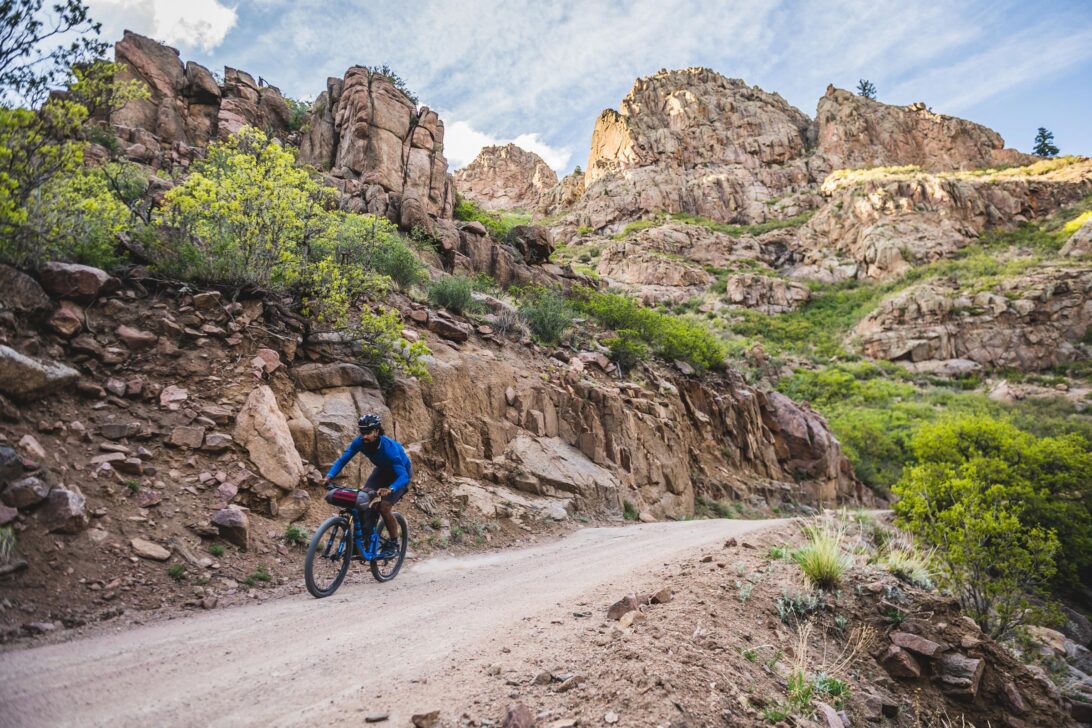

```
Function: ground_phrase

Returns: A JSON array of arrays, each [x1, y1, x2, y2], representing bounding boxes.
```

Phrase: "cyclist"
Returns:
[[322, 414, 411, 558]]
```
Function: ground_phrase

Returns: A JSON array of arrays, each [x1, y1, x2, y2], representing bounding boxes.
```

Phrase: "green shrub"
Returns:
[[156, 128, 430, 379], [1, 164, 136, 269], [894, 416, 1091, 636], [453, 196, 531, 240], [881, 547, 934, 590], [793, 521, 850, 590], [427, 275, 479, 314], [167, 564, 185, 581], [517, 287, 573, 344], [575, 290, 726, 372], [285, 526, 308, 546], [156, 127, 334, 285], [317, 213, 425, 291], [208, 544, 225, 557], [285, 97, 311, 131], [0, 526, 15, 564], [775, 590, 824, 623], [623, 499, 639, 521]]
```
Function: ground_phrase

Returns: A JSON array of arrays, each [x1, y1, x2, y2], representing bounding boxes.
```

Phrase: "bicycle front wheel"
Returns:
[[370, 513, 408, 583], [304, 515, 352, 598]]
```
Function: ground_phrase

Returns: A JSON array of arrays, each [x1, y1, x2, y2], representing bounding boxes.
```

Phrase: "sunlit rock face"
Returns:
[[455, 144, 558, 211]]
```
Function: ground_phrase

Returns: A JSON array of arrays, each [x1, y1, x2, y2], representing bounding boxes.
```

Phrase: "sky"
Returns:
[[84, 0, 1092, 173]]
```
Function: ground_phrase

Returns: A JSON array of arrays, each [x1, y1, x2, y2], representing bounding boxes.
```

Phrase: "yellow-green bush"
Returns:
[[894, 416, 1092, 636], [574, 289, 726, 372], [157, 127, 430, 379]]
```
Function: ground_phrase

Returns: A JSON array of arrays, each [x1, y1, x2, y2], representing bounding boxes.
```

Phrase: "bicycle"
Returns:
[[304, 487, 409, 598]]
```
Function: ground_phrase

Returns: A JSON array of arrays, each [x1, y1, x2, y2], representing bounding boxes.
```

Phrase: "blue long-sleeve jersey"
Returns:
[[326, 435, 412, 493]]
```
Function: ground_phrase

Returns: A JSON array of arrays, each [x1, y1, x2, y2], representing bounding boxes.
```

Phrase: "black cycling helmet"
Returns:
[[358, 413, 383, 435]]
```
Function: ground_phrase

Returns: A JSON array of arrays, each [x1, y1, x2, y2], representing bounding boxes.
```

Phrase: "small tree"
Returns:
[[894, 416, 1092, 637], [856, 79, 877, 100], [1033, 127, 1059, 158], [0, 0, 107, 107]]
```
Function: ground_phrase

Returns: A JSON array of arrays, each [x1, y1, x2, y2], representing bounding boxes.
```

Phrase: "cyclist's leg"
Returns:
[[379, 462, 409, 542], [360, 468, 387, 540]]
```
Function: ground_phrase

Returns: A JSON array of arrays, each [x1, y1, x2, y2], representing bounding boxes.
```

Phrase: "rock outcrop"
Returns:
[[387, 338, 865, 519], [299, 69, 455, 231], [725, 273, 811, 313], [816, 85, 1033, 171], [786, 160, 1092, 282], [109, 31, 293, 162], [593, 221, 772, 304], [570, 68, 824, 232], [855, 267, 1092, 371], [537, 169, 586, 216], [455, 144, 558, 211]]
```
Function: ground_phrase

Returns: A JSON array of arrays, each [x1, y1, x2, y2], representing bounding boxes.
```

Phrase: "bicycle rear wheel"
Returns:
[[370, 513, 408, 583], [305, 515, 352, 598]]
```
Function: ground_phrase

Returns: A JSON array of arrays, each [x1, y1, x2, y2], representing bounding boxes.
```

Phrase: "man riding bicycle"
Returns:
[[322, 414, 411, 559]]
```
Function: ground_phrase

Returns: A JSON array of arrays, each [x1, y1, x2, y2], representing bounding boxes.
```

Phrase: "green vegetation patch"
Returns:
[[574, 289, 727, 372], [453, 196, 532, 241], [613, 210, 815, 240]]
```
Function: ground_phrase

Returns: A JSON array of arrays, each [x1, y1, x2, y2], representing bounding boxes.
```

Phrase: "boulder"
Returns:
[[131, 537, 171, 561], [0, 446, 24, 483], [37, 262, 118, 301], [607, 594, 640, 620], [880, 645, 922, 678], [46, 301, 85, 338], [501, 702, 536, 728], [1, 476, 51, 508], [0, 345, 79, 401], [890, 631, 946, 659], [115, 325, 158, 350], [0, 503, 17, 525], [1061, 216, 1092, 258], [290, 362, 378, 391], [201, 433, 234, 452], [428, 314, 470, 342], [935, 652, 984, 698], [0, 265, 52, 318], [234, 385, 305, 490], [211, 505, 249, 550], [277, 489, 310, 523], [291, 387, 388, 484], [38, 487, 88, 533], [168, 426, 206, 449], [508, 225, 554, 264]]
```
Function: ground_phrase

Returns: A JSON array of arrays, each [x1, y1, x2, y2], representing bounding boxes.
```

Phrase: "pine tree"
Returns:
[[1033, 127, 1059, 158], [856, 79, 877, 100]]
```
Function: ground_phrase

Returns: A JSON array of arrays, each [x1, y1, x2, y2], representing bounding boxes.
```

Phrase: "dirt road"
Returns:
[[0, 518, 782, 728]]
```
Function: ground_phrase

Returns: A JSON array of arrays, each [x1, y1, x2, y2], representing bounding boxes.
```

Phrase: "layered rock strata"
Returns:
[[855, 267, 1092, 371]]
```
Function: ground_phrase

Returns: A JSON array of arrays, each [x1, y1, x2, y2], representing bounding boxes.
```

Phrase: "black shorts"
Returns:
[[362, 463, 411, 504]]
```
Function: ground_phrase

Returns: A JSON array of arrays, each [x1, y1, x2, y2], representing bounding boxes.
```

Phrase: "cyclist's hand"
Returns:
[[376, 488, 392, 498]]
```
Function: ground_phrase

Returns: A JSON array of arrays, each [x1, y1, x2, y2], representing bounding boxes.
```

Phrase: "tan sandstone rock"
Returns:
[[455, 143, 558, 211], [234, 385, 305, 490]]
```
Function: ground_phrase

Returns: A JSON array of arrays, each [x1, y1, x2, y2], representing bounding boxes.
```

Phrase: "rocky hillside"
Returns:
[[0, 249, 869, 639], [474, 67, 1091, 381], [455, 143, 558, 211]]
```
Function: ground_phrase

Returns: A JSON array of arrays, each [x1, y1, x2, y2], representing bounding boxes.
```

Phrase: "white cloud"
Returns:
[[89, 0, 237, 51], [444, 120, 573, 172]]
